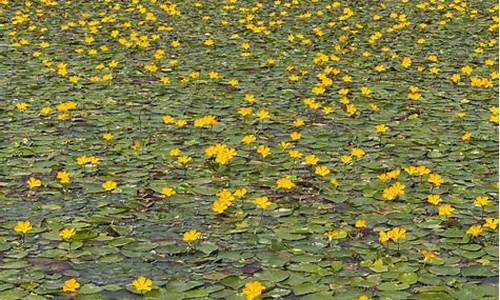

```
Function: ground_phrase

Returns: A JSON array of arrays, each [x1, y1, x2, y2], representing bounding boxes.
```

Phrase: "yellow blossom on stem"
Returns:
[[59, 227, 76, 240], [102, 180, 117, 191], [428, 173, 444, 186], [27, 177, 42, 189], [14, 220, 32, 235], [257, 145, 271, 158], [276, 178, 295, 190], [242, 281, 264, 300], [438, 204, 455, 217], [421, 250, 437, 261], [182, 229, 201, 242], [161, 187, 176, 197], [57, 171, 71, 185], [63, 278, 80, 293], [484, 218, 499, 230], [253, 196, 271, 209], [473, 196, 489, 207], [466, 224, 483, 237], [355, 219, 366, 228], [132, 276, 153, 293]]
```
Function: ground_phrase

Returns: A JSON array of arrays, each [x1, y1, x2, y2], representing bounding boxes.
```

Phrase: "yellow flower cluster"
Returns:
[[205, 144, 238, 165], [379, 227, 406, 243], [378, 169, 400, 182], [382, 181, 405, 200], [211, 189, 235, 214], [56, 100, 77, 111], [404, 165, 431, 176], [194, 115, 217, 127], [76, 156, 101, 165]]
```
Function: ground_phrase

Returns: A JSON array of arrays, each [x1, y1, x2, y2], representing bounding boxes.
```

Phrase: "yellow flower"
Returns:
[[375, 124, 389, 133], [360, 86, 371, 96], [68, 75, 80, 83], [466, 224, 483, 237], [340, 155, 352, 165], [428, 173, 444, 186], [40, 106, 52, 116], [161, 187, 176, 197], [242, 280, 265, 300], [421, 250, 437, 261], [205, 144, 238, 165], [14, 220, 32, 234], [212, 200, 229, 214], [280, 141, 291, 150], [484, 218, 499, 230], [102, 180, 117, 191], [379, 230, 390, 243], [228, 79, 239, 86], [162, 115, 175, 124], [171, 40, 181, 48], [182, 229, 201, 242], [462, 132, 472, 141], [315, 165, 330, 177], [257, 145, 271, 158], [177, 155, 192, 164], [276, 178, 295, 190], [253, 196, 271, 209], [325, 229, 346, 241], [233, 188, 247, 198], [374, 64, 386, 72], [427, 194, 442, 205], [450, 73, 461, 83], [304, 154, 319, 165], [144, 63, 158, 73], [382, 181, 405, 200], [387, 227, 406, 241], [26, 177, 42, 189], [76, 156, 100, 165], [351, 147, 365, 158], [212, 189, 235, 214], [293, 118, 305, 127], [473, 196, 489, 207], [56, 101, 77, 112], [208, 71, 219, 79], [288, 150, 303, 159], [203, 38, 214, 46], [330, 178, 339, 188], [16, 102, 29, 111], [59, 227, 76, 240], [63, 278, 80, 293], [57, 171, 71, 184], [416, 165, 431, 176], [438, 204, 455, 217], [401, 56, 412, 68], [408, 92, 422, 101], [102, 132, 113, 141], [239, 107, 252, 116], [169, 148, 182, 156], [194, 115, 217, 127], [289, 131, 301, 141], [355, 219, 366, 228], [256, 109, 270, 120], [176, 119, 188, 127], [461, 65, 473, 75], [132, 276, 153, 293]]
